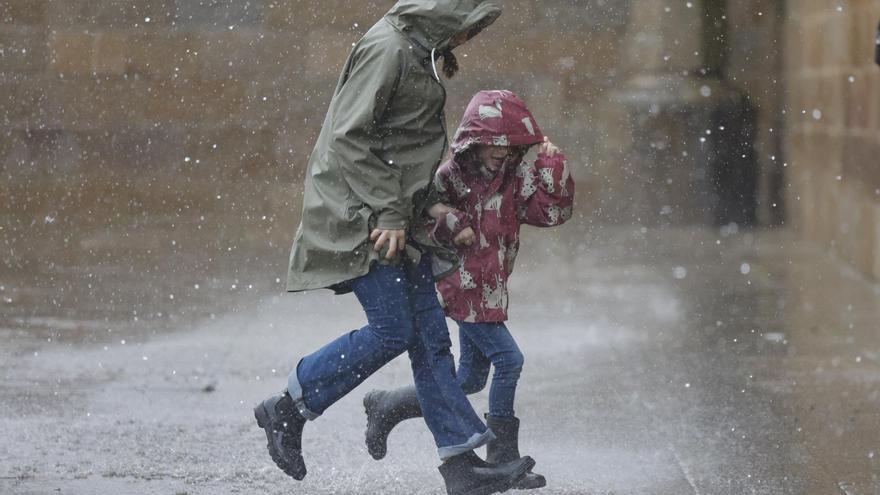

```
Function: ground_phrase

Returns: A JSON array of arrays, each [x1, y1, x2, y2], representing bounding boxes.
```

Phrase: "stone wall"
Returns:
[[0, 0, 628, 195], [0, 0, 399, 185], [1, 0, 790, 228], [784, 0, 880, 279]]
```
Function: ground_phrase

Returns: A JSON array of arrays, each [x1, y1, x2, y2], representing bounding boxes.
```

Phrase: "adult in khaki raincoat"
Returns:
[[255, 2, 535, 495], [288, 1, 497, 292]]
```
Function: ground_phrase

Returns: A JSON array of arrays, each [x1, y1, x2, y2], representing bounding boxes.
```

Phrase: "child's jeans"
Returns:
[[455, 321, 524, 418], [288, 254, 493, 459]]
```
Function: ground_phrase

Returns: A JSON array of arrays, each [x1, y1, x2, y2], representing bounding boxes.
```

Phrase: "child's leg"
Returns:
[[457, 323, 546, 488], [455, 324, 492, 395], [456, 322, 523, 418]]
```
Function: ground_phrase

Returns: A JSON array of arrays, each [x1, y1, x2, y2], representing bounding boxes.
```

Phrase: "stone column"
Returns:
[[612, 0, 757, 226]]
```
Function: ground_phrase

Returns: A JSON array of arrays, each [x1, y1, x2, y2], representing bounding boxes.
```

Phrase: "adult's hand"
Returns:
[[370, 228, 406, 260]]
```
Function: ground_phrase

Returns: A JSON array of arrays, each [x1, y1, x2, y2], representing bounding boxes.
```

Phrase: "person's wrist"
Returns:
[[376, 208, 408, 230], [427, 203, 450, 220]]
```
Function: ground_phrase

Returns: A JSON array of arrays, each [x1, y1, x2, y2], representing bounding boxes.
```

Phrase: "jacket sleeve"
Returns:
[[515, 152, 575, 227], [328, 44, 408, 230], [428, 166, 472, 245]]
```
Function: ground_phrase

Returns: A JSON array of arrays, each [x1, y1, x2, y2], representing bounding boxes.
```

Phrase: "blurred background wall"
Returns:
[[0, 0, 878, 279], [783, 0, 880, 280]]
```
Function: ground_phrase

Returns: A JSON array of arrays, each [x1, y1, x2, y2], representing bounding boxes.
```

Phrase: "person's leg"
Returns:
[[362, 325, 491, 460], [455, 323, 492, 396], [288, 261, 416, 418], [363, 383, 422, 459], [403, 256, 535, 493], [255, 261, 417, 480], [405, 255, 493, 459], [456, 322, 523, 418], [458, 322, 546, 489]]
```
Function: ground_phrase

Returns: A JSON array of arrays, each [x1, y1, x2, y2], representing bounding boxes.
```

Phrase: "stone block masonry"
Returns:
[[0, 0, 638, 201], [784, 0, 880, 280]]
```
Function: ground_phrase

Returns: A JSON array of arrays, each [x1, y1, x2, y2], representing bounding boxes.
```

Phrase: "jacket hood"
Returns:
[[450, 90, 545, 155], [385, 0, 502, 54]]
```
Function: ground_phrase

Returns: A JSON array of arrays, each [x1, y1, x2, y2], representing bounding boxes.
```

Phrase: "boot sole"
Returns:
[[254, 402, 307, 481], [363, 392, 387, 460], [254, 402, 271, 429], [467, 457, 536, 495], [513, 472, 547, 490]]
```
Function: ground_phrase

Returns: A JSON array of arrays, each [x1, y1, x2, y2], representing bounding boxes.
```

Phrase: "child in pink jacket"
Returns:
[[364, 90, 573, 490]]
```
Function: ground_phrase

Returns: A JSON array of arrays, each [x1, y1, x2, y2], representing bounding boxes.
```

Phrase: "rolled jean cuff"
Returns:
[[287, 363, 320, 421], [437, 428, 496, 460]]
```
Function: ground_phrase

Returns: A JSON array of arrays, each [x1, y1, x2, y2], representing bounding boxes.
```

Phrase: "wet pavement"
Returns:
[[2, 186, 880, 494]]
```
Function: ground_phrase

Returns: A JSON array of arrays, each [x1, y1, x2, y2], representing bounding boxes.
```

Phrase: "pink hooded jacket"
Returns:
[[430, 90, 574, 322]]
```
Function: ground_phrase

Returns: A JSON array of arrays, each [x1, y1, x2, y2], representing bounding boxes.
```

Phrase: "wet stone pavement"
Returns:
[[2, 192, 880, 494]]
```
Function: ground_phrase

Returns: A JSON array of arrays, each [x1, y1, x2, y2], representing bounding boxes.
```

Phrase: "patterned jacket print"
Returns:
[[429, 90, 574, 322]]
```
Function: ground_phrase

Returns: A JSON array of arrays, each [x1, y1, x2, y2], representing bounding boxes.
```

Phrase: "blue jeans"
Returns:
[[287, 254, 493, 459], [455, 322, 524, 418]]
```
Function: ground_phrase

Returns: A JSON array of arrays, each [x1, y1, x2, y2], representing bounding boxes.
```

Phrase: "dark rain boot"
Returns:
[[363, 385, 423, 460], [439, 450, 535, 495], [254, 389, 308, 480], [485, 416, 546, 490]]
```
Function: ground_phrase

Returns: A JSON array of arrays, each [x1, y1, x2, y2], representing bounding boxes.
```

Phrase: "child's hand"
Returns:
[[539, 136, 559, 157], [453, 227, 476, 247], [427, 203, 452, 220]]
